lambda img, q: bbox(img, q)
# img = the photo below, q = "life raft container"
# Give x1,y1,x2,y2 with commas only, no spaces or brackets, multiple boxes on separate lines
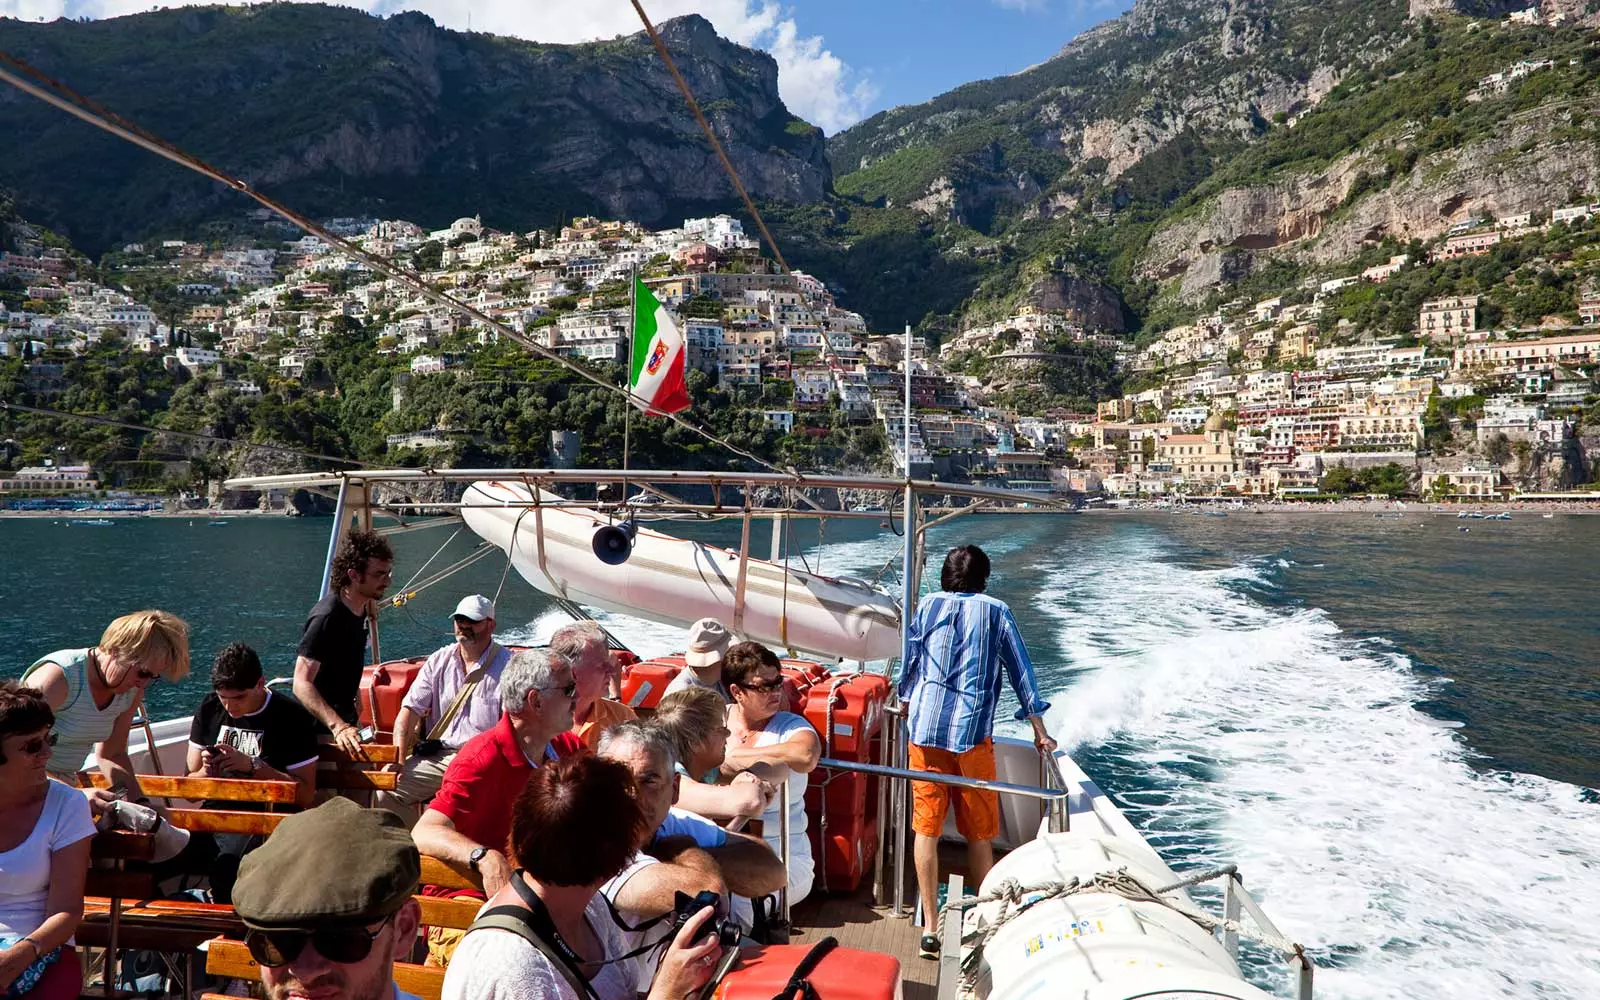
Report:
712,943,899,1000
356,657,426,735
798,673,889,893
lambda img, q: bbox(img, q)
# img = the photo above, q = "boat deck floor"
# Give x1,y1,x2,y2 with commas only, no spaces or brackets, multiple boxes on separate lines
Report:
789,842,981,1000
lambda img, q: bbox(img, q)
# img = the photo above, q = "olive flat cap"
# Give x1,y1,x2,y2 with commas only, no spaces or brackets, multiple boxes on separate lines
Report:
233,797,420,930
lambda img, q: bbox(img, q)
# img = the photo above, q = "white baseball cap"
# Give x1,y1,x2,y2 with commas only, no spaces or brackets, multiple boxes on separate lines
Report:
684,618,730,668
452,595,496,622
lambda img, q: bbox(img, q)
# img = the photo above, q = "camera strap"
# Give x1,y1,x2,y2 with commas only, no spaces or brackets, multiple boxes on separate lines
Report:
425,647,499,743
470,906,604,1000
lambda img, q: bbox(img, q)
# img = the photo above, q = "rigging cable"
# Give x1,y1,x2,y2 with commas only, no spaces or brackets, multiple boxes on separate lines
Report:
628,0,854,379
0,50,791,478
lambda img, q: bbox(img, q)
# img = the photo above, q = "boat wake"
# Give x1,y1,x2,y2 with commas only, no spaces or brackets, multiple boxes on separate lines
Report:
1033,538,1600,999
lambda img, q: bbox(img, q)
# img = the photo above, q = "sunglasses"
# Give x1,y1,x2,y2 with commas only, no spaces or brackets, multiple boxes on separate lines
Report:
245,919,389,968
16,732,58,756
738,678,785,694
539,681,577,700
453,616,487,627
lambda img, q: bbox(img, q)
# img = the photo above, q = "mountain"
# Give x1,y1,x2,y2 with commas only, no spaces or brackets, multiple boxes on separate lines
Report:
827,0,1415,234
0,5,829,255
818,0,1600,323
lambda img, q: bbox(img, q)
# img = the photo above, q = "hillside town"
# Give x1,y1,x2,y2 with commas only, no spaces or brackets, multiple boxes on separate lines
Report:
3,199,1599,503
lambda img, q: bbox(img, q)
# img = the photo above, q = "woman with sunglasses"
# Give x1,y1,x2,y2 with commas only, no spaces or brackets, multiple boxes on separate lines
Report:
443,754,723,1000
0,681,96,1000
21,611,190,812
719,643,820,907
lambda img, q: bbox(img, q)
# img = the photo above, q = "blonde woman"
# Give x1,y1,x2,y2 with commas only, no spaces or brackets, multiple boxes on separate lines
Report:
22,611,190,812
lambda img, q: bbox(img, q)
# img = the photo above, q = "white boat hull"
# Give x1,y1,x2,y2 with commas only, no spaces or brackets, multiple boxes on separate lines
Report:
460,480,902,661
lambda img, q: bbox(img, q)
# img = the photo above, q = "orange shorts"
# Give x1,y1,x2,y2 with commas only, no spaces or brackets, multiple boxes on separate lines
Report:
909,738,999,841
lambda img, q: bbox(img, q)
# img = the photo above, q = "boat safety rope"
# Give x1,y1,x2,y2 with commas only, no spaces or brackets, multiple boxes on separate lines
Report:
494,507,535,609
0,51,793,480
938,867,1305,985
385,541,499,611
396,526,467,597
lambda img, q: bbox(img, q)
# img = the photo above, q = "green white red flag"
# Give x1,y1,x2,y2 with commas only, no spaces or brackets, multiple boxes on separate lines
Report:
628,277,691,416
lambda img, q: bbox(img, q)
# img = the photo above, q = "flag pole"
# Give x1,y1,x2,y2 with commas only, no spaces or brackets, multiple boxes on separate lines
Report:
624,265,635,484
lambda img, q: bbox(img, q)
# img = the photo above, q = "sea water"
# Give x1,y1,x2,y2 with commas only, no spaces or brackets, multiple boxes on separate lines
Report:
2,512,1596,998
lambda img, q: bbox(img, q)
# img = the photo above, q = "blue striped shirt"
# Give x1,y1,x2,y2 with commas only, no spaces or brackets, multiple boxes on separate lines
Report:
898,591,1050,753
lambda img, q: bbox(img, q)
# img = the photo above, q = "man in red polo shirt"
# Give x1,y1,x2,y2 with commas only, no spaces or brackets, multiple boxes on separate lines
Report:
412,647,581,963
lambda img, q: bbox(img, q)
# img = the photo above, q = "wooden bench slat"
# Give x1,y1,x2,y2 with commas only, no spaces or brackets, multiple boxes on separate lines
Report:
417,895,480,930
83,773,300,804
316,743,401,765
170,809,286,836
206,940,443,1000
419,856,480,892
316,770,399,791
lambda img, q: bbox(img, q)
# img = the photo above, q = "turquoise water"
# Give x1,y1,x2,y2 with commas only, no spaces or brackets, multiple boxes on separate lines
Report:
2,511,1597,997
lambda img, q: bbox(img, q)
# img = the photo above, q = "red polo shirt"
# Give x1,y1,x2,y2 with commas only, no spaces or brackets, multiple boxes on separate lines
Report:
427,712,585,853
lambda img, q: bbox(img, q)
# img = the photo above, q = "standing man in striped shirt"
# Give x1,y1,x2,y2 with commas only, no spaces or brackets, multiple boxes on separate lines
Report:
899,544,1055,959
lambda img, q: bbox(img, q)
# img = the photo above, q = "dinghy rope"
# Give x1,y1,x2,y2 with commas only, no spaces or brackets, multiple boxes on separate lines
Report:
938,866,1307,987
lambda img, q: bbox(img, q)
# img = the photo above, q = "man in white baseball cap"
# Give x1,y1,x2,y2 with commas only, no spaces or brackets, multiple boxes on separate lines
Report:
663,618,732,702
378,594,511,822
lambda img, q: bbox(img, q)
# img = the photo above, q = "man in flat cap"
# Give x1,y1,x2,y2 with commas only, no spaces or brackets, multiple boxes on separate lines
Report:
233,797,422,1000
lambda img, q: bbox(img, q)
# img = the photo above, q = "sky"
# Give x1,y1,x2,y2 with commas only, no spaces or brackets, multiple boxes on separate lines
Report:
0,0,1134,134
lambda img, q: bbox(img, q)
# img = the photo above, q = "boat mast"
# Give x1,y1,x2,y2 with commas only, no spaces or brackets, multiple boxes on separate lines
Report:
899,321,916,653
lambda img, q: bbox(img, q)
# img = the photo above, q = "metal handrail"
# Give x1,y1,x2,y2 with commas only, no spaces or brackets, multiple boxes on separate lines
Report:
778,780,791,927
816,756,1069,801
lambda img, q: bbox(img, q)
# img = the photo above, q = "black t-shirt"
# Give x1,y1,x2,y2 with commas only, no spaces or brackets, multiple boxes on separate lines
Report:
296,590,370,725
189,690,319,809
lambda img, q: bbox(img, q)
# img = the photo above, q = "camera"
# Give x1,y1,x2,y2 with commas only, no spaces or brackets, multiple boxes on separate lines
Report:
671,891,741,949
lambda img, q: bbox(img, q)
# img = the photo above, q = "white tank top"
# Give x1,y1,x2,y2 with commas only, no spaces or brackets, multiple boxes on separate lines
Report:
22,649,138,782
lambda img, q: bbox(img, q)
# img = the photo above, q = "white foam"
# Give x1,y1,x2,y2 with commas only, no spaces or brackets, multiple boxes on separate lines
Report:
1034,537,1600,998
498,606,694,660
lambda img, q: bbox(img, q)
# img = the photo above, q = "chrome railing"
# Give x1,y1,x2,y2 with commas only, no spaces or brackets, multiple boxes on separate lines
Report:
814,753,1069,918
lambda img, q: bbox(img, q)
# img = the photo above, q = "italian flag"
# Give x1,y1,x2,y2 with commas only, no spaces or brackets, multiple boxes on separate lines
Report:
628,277,691,416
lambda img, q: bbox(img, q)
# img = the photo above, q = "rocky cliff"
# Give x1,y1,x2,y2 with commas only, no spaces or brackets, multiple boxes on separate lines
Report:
0,6,829,253
828,0,1411,234
1139,24,1600,298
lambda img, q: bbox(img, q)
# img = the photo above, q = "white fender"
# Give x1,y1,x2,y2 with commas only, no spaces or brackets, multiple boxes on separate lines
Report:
459,480,902,661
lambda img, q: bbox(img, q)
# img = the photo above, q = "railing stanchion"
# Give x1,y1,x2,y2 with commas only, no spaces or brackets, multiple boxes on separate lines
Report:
892,718,907,919
778,779,791,927
1223,873,1242,958
872,696,892,907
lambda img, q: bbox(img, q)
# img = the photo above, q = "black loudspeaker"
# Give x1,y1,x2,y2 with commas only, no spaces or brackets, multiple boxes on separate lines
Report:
591,519,638,565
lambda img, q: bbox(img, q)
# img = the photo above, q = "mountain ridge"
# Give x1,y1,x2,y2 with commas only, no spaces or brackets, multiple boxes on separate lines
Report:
0,5,829,255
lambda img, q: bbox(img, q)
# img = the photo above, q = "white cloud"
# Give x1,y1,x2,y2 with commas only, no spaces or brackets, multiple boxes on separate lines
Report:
5,0,875,133
991,0,1049,10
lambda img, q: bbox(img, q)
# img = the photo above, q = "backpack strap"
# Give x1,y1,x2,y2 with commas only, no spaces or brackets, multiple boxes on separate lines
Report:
467,906,603,1000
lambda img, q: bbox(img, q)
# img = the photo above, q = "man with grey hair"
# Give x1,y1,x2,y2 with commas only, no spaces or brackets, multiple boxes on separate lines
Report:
555,621,638,749
411,647,585,963
599,721,786,991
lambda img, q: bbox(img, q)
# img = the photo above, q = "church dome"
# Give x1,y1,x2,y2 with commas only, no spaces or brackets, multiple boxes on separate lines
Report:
1204,412,1225,433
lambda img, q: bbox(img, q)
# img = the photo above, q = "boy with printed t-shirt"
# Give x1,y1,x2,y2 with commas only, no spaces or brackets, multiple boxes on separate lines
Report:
185,643,319,901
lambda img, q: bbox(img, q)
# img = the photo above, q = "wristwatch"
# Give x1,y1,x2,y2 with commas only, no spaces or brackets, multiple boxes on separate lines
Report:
468,846,488,872
250,756,267,775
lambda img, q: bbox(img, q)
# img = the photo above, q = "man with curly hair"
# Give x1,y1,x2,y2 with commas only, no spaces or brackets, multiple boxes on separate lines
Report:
294,529,394,755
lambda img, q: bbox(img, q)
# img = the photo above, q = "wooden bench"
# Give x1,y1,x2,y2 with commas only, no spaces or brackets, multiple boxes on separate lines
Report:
81,774,301,810
316,742,400,804
79,776,300,997
205,935,447,1000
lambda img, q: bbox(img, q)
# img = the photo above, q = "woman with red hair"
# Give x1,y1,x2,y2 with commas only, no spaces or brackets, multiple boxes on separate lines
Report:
442,755,724,1000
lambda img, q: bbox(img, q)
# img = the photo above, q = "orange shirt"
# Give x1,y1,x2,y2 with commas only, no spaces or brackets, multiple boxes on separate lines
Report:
572,697,638,750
